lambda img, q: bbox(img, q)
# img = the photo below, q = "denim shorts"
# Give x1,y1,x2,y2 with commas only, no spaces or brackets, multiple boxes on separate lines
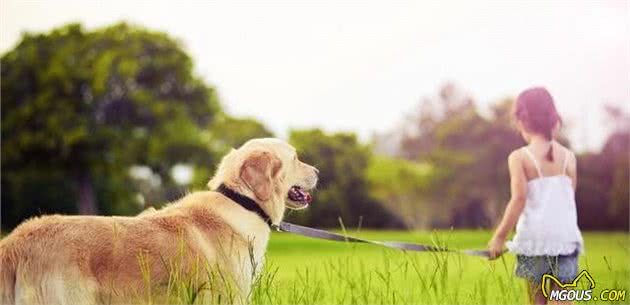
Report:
515,250,579,284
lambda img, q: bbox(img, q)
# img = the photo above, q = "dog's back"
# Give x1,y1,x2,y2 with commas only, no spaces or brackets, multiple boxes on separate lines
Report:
0,218,29,305
0,215,119,305
0,234,18,305
0,216,45,305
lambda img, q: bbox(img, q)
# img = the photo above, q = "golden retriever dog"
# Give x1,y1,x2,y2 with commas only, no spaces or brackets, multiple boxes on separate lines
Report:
0,138,318,305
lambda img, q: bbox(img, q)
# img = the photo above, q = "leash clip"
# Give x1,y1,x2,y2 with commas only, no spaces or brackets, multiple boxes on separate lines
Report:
270,224,281,232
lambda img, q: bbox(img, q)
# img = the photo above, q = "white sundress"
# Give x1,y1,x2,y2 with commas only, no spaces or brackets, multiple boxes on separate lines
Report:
506,146,584,256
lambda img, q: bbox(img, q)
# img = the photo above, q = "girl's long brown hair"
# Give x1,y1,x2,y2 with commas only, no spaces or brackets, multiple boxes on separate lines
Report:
514,87,561,161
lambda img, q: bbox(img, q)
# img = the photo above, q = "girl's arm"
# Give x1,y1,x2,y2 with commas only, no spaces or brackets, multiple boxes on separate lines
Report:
487,151,528,259
567,151,577,191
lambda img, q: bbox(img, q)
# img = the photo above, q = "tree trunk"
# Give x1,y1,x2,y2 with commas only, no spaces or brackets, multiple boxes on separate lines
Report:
78,172,98,215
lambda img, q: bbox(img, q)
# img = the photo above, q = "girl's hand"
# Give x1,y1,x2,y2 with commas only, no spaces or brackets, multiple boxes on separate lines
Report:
487,237,505,260
486,151,526,260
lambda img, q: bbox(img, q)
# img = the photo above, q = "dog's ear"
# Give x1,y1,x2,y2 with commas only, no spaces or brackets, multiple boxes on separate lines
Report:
240,150,282,201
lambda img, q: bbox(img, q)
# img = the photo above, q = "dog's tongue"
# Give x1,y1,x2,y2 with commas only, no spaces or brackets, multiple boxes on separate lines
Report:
288,186,312,204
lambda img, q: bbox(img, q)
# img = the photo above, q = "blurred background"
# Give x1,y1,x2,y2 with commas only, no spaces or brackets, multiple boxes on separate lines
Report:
1,1,628,232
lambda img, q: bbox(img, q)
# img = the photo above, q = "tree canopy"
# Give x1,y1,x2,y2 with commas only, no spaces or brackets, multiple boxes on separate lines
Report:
1,23,270,229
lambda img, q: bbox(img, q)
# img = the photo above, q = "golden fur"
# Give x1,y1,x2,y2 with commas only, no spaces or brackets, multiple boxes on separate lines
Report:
0,138,318,305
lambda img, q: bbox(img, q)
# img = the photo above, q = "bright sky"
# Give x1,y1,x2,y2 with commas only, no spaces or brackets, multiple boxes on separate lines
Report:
2,0,628,152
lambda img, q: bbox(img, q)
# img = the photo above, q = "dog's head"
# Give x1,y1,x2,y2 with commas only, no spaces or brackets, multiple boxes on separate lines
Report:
208,138,318,223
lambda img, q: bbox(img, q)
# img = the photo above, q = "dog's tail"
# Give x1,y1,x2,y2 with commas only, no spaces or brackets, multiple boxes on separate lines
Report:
0,239,17,305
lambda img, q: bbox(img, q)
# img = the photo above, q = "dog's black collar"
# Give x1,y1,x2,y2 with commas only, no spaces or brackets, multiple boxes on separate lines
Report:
217,184,274,227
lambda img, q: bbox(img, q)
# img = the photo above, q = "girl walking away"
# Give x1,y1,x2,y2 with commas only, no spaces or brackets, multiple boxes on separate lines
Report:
487,87,584,305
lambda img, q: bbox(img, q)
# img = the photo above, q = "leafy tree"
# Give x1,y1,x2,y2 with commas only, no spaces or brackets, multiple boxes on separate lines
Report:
576,105,629,230
1,23,222,229
392,85,525,228
209,116,273,150
287,129,402,228
366,156,433,228
399,83,476,160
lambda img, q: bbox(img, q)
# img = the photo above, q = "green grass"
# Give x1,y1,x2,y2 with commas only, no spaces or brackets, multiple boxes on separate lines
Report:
252,230,629,304
2,230,627,304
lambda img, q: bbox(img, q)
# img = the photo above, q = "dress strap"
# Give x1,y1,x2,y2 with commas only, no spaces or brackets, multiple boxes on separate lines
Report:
562,148,570,175
523,147,543,178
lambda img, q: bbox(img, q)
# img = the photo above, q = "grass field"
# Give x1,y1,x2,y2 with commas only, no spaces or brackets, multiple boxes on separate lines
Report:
1,230,627,304
251,230,629,304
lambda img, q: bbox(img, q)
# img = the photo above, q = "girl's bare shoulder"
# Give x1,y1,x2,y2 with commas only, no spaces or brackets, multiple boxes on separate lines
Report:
555,141,573,151
554,142,576,159
507,147,528,165
508,146,529,159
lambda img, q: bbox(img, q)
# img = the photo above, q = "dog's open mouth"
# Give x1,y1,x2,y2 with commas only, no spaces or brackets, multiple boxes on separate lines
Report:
287,185,312,209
